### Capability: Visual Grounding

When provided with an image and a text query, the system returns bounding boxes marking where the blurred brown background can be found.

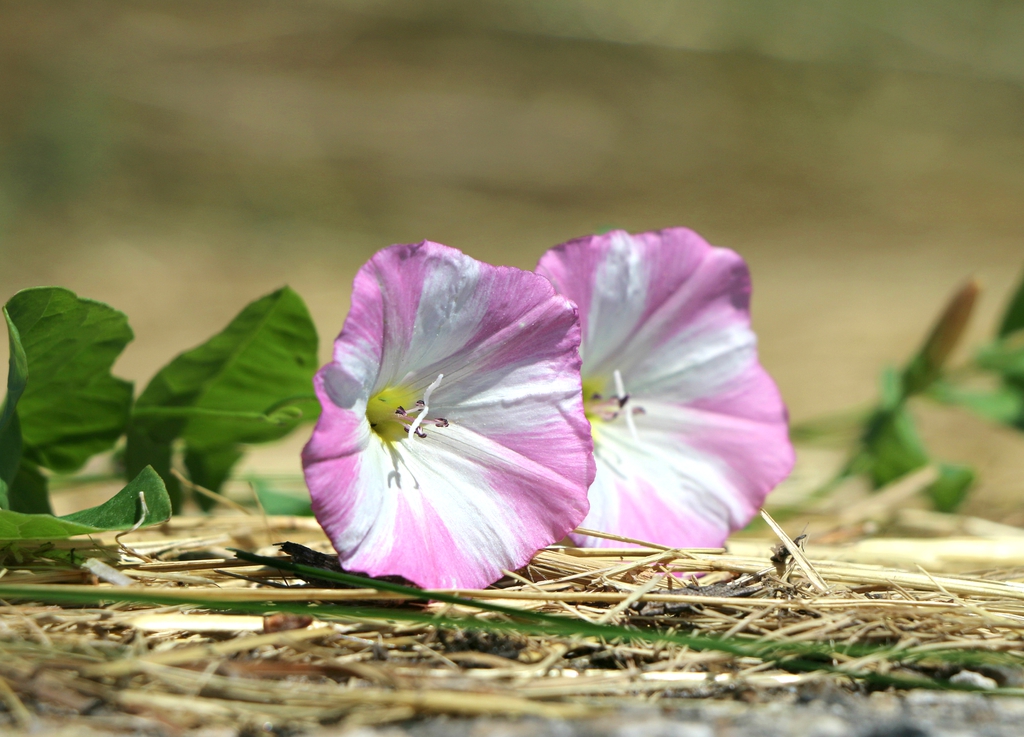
[1,2,1023,518]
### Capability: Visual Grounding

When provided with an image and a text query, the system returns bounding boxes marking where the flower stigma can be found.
[582,369,643,442]
[366,374,448,443]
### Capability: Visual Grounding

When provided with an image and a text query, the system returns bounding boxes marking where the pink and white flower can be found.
[303,241,594,588]
[536,228,794,548]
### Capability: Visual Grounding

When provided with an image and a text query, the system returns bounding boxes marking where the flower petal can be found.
[304,241,594,588]
[539,228,794,547]
[311,424,590,589]
[538,229,751,393]
[573,386,794,548]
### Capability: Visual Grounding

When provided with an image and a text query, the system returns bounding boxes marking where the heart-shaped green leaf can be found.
[3,288,133,473]
[0,466,170,540]
[128,287,318,504]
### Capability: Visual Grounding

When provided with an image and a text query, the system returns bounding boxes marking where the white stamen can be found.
[613,369,640,443]
[623,403,639,442]
[613,369,627,402]
[407,373,443,439]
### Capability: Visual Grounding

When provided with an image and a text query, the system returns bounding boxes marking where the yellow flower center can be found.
[582,371,643,442]
[366,385,419,443]
[582,377,608,423]
[365,375,451,443]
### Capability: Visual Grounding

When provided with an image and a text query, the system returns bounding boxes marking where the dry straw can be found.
[1,512,1024,732]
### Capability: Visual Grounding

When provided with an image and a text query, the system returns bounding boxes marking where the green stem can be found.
[132,407,285,423]
[47,472,123,491]
[789,406,871,445]
[261,394,319,414]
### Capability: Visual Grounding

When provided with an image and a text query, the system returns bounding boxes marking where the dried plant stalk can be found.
[1,513,1024,733]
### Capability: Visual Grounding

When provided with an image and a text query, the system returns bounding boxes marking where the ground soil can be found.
[339,694,1024,737]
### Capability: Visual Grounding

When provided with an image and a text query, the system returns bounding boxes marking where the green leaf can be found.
[0,414,22,510]
[862,405,929,488]
[0,466,169,540]
[1012,380,1024,432]
[926,463,975,513]
[878,366,904,410]
[7,462,51,514]
[130,406,306,424]
[976,336,1024,380]
[131,287,318,451]
[973,335,1024,430]
[927,380,1024,425]
[62,465,170,529]
[124,427,181,512]
[998,267,1024,338]
[252,484,313,516]
[0,308,28,508]
[3,287,133,473]
[184,444,243,510]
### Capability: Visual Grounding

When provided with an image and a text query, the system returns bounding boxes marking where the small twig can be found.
[501,568,595,622]
[572,527,670,550]
[115,491,154,562]
[248,479,274,546]
[0,675,32,729]
[172,469,252,515]
[914,565,1023,628]
[596,572,670,624]
[835,465,940,527]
